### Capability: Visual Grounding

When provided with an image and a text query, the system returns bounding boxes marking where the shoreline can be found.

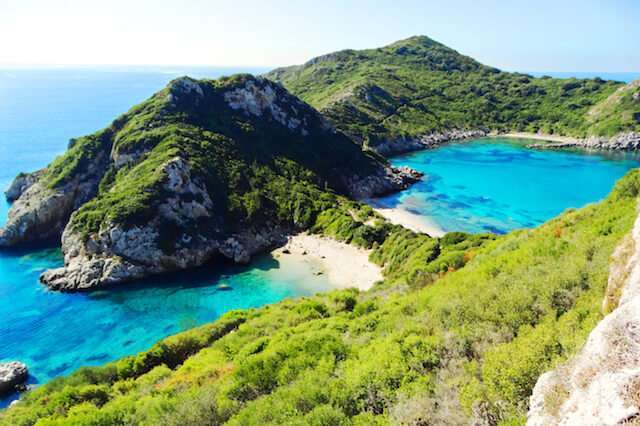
[499,132,581,144]
[373,207,446,237]
[272,233,383,291]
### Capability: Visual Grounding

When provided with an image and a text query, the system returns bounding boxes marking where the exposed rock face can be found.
[224,77,327,136]
[633,91,640,102]
[527,132,640,151]
[372,129,488,156]
[527,207,640,425]
[344,166,423,199]
[0,361,28,396]
[0,141,111,247]
[5,170,43,202]
[38,154,405,291]
[0,183,74,246]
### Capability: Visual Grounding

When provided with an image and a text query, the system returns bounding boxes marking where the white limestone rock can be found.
[527,208,640,425]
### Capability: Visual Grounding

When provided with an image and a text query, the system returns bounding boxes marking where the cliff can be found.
[0,75,419,291]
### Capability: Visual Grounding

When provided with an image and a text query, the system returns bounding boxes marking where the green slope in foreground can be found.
[267,36,640,148]
[3,164,639,424]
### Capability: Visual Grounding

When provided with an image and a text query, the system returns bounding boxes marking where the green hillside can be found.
[4,167,638,424]
[267,36,639,149]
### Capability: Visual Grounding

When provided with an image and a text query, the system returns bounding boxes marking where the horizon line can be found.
[0,63,638,76]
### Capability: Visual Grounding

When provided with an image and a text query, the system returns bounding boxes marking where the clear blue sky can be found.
[2,0,638,71]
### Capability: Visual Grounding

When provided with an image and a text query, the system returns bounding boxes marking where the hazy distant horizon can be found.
[1,65,637,84]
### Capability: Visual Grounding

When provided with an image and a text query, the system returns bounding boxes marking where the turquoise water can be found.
[0,67,335,407]
[372,138,640,234]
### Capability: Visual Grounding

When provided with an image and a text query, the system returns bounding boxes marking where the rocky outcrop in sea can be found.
[5,170,43,202]
[0,138,110,247]
[372,129,488,156]
[0,361,28,396]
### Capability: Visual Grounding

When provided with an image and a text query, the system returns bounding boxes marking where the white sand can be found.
[272,233,382,291]
[501,132,580,144]
[373,207,445,237]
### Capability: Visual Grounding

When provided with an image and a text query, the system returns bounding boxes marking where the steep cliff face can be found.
[528,205,640,425]
[2,75,418,290]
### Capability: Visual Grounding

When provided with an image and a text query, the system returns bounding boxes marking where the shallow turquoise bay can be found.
[1,68,638,406]
[373,138,640,234]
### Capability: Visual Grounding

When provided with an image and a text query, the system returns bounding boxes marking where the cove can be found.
[371,137,640,234]
[0,248,333,406]
[0,66,313,407]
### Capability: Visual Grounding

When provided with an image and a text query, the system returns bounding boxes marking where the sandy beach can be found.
[501,132,580,144]
[373,207,446,237]
[272,233,383,291]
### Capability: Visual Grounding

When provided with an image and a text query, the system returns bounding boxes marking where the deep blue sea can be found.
[373,138,640,234]
[0,67,638,407]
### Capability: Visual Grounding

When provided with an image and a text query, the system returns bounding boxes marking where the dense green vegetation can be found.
[4,166,638,424]
[267,36,640,148]
[41,74,389,248]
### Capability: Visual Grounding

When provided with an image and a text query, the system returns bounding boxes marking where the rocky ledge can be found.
[0,361,28,397]
[527,132,640,151]
[372,129,488,156]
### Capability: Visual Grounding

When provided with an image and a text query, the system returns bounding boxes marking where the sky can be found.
[1,0,638,72]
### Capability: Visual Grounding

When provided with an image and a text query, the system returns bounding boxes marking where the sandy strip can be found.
[501,132,580,144]
[373,207,445,237]
[272,233,382,291]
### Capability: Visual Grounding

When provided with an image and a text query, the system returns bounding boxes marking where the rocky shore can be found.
[0,362,28,397]
[371,129,488,156]
[525,131,640,151]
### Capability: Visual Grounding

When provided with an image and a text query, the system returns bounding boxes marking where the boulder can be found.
[0,361,28,396]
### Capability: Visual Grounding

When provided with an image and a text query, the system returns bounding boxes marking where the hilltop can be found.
[267,36,640,154]
[0,74,419,290]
